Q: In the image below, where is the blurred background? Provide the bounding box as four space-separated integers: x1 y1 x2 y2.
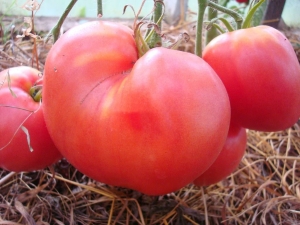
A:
0 0 299 28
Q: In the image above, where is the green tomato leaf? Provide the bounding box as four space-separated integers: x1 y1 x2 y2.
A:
243 0 267 28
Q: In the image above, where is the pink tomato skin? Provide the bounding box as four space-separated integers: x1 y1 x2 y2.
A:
194 123 247 186
43 21 231 195
0 66 62 172
203 25 300 132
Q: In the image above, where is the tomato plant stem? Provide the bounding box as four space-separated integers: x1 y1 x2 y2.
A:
147 0 163 48
195 0 208 57
206 0 218 45
45 0 78 43
208 0 243 29
209 17 235 32
97 0 103 17
211 23 225 33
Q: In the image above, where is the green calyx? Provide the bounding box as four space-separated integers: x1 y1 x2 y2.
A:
29 85 42 102
132 0 164 58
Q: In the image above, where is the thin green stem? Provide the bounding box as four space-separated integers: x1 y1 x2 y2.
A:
208 17 235 32
208 0 243 29
212 23 226 33
145 1 164 43
97 0 103 16
135 24 150 58
206 0 218 45
44 0 78 43
0 0 17 22
147 0 163 48
195 0 208 57
144 15 153 38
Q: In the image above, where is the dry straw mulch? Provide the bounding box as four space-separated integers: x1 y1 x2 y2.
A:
1 15 300 225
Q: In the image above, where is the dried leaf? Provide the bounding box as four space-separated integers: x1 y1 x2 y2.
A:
21 0 40 12
21 126 34 152
15 200 37 225
16 17 41 40
7 70 17 98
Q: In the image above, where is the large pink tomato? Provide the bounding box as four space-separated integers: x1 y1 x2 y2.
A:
0 66 62 172
194 122 247 186
203 25 300 131
43 21 231 195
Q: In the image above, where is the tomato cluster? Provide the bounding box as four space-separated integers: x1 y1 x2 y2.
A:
1 18 299 196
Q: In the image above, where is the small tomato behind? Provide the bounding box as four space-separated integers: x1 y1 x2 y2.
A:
203 25 300 131
0 66 62 172
194 123 247 187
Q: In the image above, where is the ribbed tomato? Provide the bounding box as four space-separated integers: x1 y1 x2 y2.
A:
42 21 231 195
